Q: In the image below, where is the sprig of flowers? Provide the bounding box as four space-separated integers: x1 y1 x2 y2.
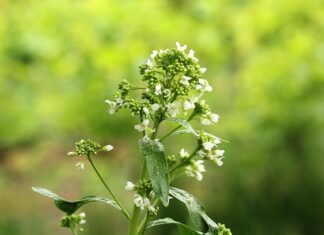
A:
33 42 231 235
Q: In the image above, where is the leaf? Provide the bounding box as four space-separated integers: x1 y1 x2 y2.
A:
169 187 218 233
166 117 198 137
32 187 121 215
138 138 169 206
146 218 202 235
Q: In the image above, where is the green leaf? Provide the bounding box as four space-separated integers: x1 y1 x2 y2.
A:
32 187 121 214
167 117 198 137
170 187 218 233
146 218 202 235
138 138 169 206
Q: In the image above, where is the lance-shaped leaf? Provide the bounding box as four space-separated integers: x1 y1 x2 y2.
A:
146 218 202 235
170 187 218 233
167 117 198 137
138 138 169 206
32 187 121 215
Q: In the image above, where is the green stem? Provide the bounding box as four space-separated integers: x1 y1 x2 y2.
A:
87 155 130 220
159 111 196 142
159 125 181 142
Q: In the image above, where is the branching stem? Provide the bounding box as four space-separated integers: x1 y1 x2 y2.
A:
87 155 130 220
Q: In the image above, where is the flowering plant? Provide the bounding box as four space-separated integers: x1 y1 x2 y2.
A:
32 42 232 235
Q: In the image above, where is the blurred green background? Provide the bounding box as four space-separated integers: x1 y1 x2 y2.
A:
1 0 324 234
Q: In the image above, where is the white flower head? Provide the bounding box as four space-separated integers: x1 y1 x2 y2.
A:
105 99 118 114
200 118 212 125
67 151 77 156
134 119 154 136
179 148 189 158
210 113 219 123
125 181 135 191
176 42 187 52
151 103 160 112
134 194 152 210
134 194 144 208
216 158 223 167
75 161 85 170
202 141 215 151
196 79 212 92
200 113 219 125
167 101 181 117
102 145 114 151
200 67 207 74
134 119 150 132
188 49 199 62
146 59 153 68
155 84 162 95
180 76 192 86
185 160 206 181
150 50 158 59
213 137 222 145
143 107 150 115
79 212 86 225
215 149 225 157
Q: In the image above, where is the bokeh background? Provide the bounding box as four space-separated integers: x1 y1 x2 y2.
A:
1 0 324 234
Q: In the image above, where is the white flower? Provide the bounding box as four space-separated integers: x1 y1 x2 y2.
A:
151 103 160 112
213 137 221 145
200 67 207 73
179 148 189 158
202 141 215 151
102 145 114 151
135 119 150 132
67 151 77 156
105 99 118 114
143 107 150 115
183 96 199 111
200 118 212 125
188 49 199 62
134 119 154 136
167 101 181 117
216 158 223 167
210 113 219 123
180 76 192 86
197 149 206 158
215 149 225 157
200 113 219 125
134 194 152 210
150 50 158 59
185 160 206 181
116 97 124 105
79 212 86 225
79 212 86 224
176 42 187 51
196 79 212 92
75 161 85 170
125 181 135 191
146 59 153 68
155 84 162 95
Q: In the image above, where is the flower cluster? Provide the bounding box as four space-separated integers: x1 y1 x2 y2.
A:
125 179 158 215
60 212 86 233
105 42 219 134
104 42 226 182
67 139 114 170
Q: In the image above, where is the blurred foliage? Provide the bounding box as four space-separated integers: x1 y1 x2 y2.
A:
0 0 324 234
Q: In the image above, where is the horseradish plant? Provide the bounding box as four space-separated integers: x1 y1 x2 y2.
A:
33 42 232 235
